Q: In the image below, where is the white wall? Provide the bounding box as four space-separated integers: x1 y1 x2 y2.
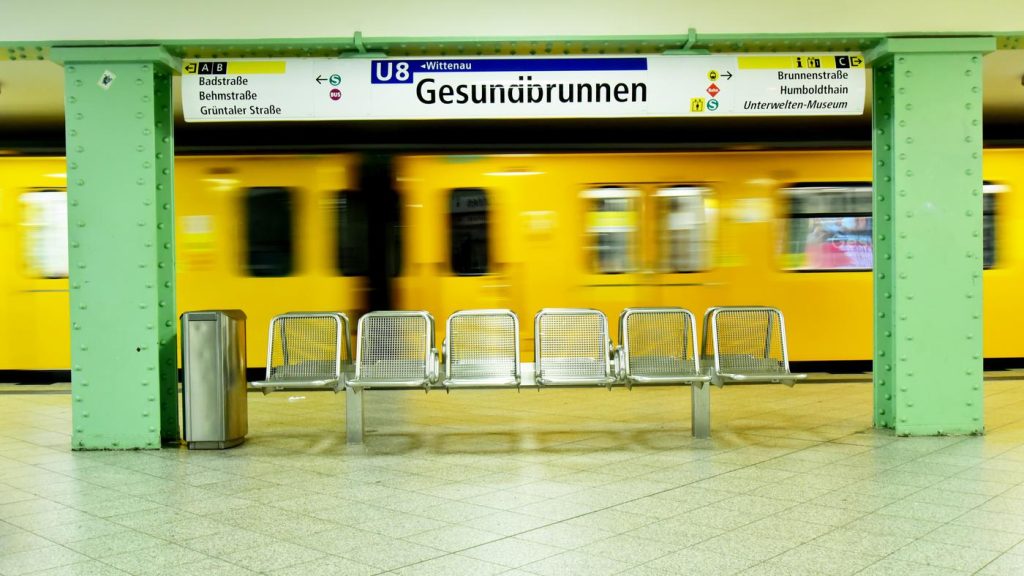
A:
3 0 1021 41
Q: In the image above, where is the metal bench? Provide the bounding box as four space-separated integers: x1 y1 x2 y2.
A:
701 306 806 387
619 307 711 438
337 305 805 444
249 312 351 393
443 309 521 388
534 308 618 387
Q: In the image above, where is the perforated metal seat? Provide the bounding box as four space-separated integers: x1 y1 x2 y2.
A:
534 308 618 386
443 309 521 388
250 312 351 393
348 311 438 390
700 306 806 387
619 307 710 388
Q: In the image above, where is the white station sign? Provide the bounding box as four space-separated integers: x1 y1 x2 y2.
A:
182 53 865 122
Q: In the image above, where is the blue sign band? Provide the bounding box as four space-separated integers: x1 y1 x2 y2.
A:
371 57 648 84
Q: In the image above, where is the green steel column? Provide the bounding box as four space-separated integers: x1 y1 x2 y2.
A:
868 37 994 436
51 47 179 450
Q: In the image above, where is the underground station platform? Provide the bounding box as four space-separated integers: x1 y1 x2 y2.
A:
4 3 1024 574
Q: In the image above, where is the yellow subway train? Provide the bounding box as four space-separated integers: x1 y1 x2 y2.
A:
2 149 1022 374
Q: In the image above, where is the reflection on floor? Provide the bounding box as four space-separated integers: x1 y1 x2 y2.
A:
3 381 1024 575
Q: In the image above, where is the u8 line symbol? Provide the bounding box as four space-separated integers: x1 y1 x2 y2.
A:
372 61 412 84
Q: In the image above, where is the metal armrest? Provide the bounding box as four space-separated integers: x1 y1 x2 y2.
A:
348 377 432 390
628 374 711 386
536 374 619 386
250 378 341 394
714 371 806 387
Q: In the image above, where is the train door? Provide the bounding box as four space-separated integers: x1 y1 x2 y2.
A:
395 156 522 348
6 184 71 371
357 155 402 312
648 185 720 319
436 186 520 342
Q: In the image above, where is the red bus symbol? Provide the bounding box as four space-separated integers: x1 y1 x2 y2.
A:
706 83 720 97
329 88 342 101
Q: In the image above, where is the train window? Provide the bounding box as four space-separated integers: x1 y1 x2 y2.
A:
21 190 68 279
656 186 712 273
983 183 1003 268
245 187 293 277
784 183 1000 271
450 188 489 276
783 184 872 271
582 187 639 274
335 191 369 276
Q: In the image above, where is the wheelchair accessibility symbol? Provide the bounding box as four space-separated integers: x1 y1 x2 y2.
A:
707 99 719 111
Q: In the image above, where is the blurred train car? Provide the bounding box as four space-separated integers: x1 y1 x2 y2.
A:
396 150 1022 363
0 154 366 375
1 149 1022 377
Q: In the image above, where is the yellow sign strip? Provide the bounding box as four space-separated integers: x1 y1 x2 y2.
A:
738 55 864 70
226 61 287 75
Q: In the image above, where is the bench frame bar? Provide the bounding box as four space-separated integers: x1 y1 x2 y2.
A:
344 363 709 444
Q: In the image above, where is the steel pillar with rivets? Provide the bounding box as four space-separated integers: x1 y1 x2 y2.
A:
51 47 179 450
867 37 995 436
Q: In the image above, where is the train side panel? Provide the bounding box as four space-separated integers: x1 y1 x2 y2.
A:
394 149 1024 363
2 149 1023 373
175 154 362 367
0 158 71 371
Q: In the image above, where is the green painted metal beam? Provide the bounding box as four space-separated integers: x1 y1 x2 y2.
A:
870 37 991 436
59 47 177 449
49 46 180 69
3 30 1022 61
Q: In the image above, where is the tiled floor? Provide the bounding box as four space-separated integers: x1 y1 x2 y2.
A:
3 379 1024 575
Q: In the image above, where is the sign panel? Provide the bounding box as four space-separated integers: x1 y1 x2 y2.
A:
182 53 865 122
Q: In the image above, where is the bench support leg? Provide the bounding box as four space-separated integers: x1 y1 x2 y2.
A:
691 383 711 439
345 387 364 445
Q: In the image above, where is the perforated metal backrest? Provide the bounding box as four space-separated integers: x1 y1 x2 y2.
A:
266 312 350 382
534 309 612 383
355 311 435 383
620 307 699 378
703 307 789 375
446 309 520 384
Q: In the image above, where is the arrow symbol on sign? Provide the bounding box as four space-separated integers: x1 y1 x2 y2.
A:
722 71 733 80
315 75 326 84
851 56 863 66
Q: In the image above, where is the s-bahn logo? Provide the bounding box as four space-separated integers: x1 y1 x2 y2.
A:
184 62 227 75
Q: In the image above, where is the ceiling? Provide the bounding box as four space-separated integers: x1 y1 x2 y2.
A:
2 0 1022 149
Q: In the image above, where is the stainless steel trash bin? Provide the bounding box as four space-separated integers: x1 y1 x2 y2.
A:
181 310 248 449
